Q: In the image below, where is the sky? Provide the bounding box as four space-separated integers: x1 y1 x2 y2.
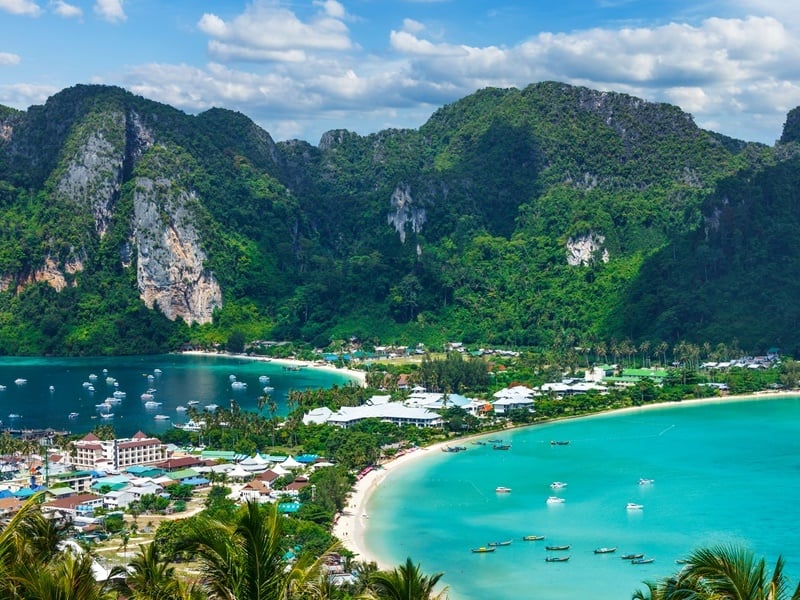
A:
1 1 799 145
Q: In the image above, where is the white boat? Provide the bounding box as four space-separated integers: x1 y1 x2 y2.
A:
82 381 92 388
8 413 20 419
174 420 205 432
14 378 26 385
626 503 644 510
550 481 568 489
546 496 565 504
49 385 55 392
153 414 170 420
229 374 237 382
231 381 247 390
100 412 114 419
187 400 200 406
88 374 98 382
140 393 154 401
0 385 6 391
495 486 512 493
263 386 274 393
154 368 163 375
144 400 162 409
204 403 219 412
95 402 113 410
176 405 187 412
68 412 79 419
258 375 270 384
87 386 95 392
113 390 126 399
105 396 122 404
638 478 655 485
105 377 116 385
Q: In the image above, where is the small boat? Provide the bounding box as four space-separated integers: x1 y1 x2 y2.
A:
49 385 55 392
144 401 162 409
95 402 113 410
154 368 163 375
471 547 496 553
204 403 219 412
8 413 20 419
545 556 570 562
638 478 655 485
523 535 545 541
105 396 122 404
632 557 655 564
488 438 503 443
263 386 275 393
442 446 467 453
68 412 79 419
87 386 95 393
492 444 511 450
594 547 617 554
100 413 115 419
495 486 512 493
550 440 570 446
113 390 126 399
14 378 26 385
140 393 154 401
153 414 171 420
550 481 568 489
546 496 565 504
258 375 270 384
231 381 247 390
626 503 644 510
0 385 6 391
472 441 487 446
187 400 200 406
545 545 570 551
88 374 98 382
487 540 512 547
622 553 644 560
176 405 187 412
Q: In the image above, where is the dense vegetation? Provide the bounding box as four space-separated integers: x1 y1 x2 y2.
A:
1 82 799 356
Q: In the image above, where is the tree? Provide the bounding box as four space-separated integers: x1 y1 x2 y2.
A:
368 557 448 600
633 544 800 600
114 542 198 600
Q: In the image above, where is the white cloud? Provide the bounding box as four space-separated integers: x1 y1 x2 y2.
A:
93 0 124 23
0 52 21 65
401 18 426 34
0 82 58 109
197 0 352 63
52 0 82 18
0 0 41 16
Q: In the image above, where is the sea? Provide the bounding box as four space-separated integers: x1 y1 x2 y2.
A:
363 395 800 600
0 354 357 437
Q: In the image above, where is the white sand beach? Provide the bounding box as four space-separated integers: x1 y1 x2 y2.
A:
331 388 800 568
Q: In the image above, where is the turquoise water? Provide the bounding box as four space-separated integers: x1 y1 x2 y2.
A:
0 354 357 437
364 397 800 600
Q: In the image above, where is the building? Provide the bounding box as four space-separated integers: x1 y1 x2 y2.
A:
71 432 169 470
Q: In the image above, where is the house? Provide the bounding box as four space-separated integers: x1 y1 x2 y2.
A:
71 432 169 470
152 456 205 472
492 385 536 414
43 493 104 520
324 402 442 429
239 479 272 503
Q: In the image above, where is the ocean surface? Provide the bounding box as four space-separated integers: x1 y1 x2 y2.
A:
364 396 800 600
0 354 357 437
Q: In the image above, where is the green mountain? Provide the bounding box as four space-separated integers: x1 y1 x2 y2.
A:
0 82 796 355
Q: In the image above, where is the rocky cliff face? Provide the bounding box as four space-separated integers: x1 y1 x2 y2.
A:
388 183 427 244
132 176 221 325
566 233 609 266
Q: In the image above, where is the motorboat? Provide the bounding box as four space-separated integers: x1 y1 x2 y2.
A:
632 557 655 564
550 440 570 446
594 547 617 554
8 413 20 419
626 503 644 510
547 496 565 504
173 420 206 432
100 413 114 419
545 544 570 551
204 404 219 412
140 393 154 401
545 556 570 562
187 400 200 406
176 405 187 412
113 390 126 399
471 547 496 553
550 481 568 489
14 378 26 385
621 553 644 560
523 535 545 541
487 540 512 547
258 375 270 384
153 414 171 420
68 412 79 419
495 486 512 493
492 444 511 450
638 478 655 485
144 400 162 409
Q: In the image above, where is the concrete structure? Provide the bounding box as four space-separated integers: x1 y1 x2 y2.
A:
71 432 169 471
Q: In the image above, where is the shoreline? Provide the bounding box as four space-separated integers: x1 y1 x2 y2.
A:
178 350 367 387
333 388 800 568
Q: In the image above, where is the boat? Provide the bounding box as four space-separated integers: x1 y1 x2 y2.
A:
258 375 270 384
87 386 95 392
550 481 568 489
471 547 496 553
176 405 187 412
140 393 154 401
263 386 274 393
187 400 200 406
68 412 79 419
472 441 487 446
626 503 644 510
594 547 617 554
495 486 512 493
104 396 122 404
204 403 219 412
675 558 691 564
550 440 570 446
113 390 126 399
621 553 644 560
638 478 655 485
545 545 570 551
487 540 512 547
8 413 20 419
173 420 206 432
88 374 98 382
0 385 5 391
100 413 114 419
14 378 26 385
153 414 171 420
632 557 655 564
545 556 570 562
492 444 511 450
442 445 467 453
231 381 247 390
95 402 113 410
49 385 55 392
153 368 162 375
546 496 565 504
144 400 162 409
523 535 545 541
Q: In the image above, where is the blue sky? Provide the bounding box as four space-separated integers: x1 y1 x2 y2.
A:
1 1 799 145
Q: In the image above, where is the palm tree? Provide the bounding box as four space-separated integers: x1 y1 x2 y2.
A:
633 544 800 600
367 557 448 600
177 499 338 600
115 542 195 600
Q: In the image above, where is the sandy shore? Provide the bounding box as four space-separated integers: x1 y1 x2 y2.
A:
332 388 800 567
179 349 367 386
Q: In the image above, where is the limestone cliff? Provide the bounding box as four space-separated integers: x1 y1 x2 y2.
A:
388 183 427 244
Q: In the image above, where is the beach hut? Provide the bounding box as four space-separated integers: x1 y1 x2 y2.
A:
281 456 302 470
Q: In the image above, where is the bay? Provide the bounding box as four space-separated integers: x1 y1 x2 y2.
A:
0 354 357 437
364 396 800 600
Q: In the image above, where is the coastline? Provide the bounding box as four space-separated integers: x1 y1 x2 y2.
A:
333 388 800 568
178 349 367 387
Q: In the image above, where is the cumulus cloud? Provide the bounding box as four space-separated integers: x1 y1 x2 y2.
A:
94 0 124 23
0 0 41 16
0 52 21 65
198 0 352 63
52 0 82 18
0 82 58 109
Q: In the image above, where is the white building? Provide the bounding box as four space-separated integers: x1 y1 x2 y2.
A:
71 432 170 470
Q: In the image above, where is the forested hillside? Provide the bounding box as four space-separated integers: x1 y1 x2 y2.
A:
0 82 797 355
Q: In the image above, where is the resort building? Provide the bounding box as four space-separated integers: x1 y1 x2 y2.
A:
70 432 169 471
305 395 443 429
492 385 536 414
